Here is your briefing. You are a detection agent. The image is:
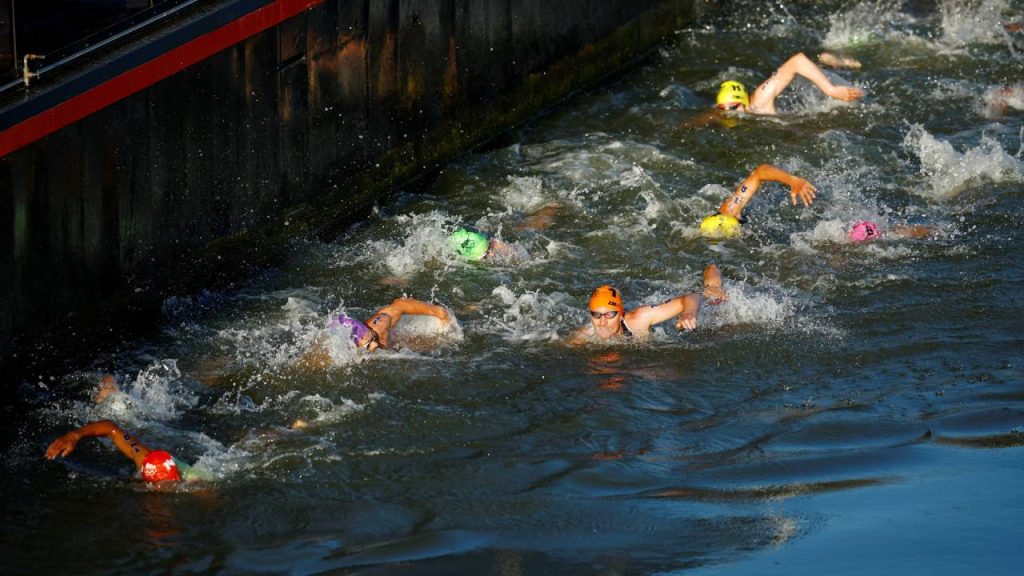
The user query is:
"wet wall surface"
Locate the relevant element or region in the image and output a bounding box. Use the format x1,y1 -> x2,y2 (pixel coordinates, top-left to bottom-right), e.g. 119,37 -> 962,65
0,0 -> 701,380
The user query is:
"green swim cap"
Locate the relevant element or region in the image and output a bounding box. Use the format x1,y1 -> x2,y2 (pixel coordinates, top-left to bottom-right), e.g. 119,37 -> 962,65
448,228 -> 489,261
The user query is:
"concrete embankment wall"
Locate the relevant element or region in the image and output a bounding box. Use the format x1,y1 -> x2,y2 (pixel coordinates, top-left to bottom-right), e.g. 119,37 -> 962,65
0,0 -> 703,378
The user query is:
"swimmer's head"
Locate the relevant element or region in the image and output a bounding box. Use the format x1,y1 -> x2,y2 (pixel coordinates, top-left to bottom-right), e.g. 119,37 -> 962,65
140,450 -> 181,483
448,228 -> 490,261
588,285 -> 625,339
716,81 -> 749,110
848,221 -> 880,242
700,214 -> 741,239
329,314 -> 374,348
589,285 -> 624,315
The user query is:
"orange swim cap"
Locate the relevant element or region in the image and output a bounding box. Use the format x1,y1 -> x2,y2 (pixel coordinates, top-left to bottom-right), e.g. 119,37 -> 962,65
140,450 -> 182,483
589,285 -> 624,313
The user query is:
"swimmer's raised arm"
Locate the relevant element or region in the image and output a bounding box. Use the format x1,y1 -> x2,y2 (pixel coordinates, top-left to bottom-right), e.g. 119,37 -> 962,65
748,52 -> 864,115
46,420 -> 152,469
718,165 -> 817,219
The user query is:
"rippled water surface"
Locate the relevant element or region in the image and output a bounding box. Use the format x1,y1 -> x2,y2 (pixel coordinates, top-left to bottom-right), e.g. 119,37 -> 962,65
3,1 -> 1024,574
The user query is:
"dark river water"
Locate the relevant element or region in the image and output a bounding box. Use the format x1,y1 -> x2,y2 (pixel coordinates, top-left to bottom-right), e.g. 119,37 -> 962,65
3,1 -> 1024,574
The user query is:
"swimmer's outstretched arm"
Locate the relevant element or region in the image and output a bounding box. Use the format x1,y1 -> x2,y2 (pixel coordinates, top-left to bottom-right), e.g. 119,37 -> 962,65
45,420 -> 152,470
749,52 -> 864,113
628,293 -> 702,333
717,165 -> 817,219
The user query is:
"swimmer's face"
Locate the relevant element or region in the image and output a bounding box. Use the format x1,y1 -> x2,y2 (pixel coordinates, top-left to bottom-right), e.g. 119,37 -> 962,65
356,330 -> 381,352
717,102 -> 745,112
589,307 -> 622,340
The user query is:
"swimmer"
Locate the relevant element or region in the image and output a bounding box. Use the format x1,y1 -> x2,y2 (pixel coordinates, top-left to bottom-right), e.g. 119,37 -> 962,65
715,52 -> 864,116
299,297 -> 452,368
700,164 -> 817,239
45,420 -> 198,483
567,264 -> 726,345
847,220 -> 933,242
983,84 -> 1024,119
448,228 -> 530,262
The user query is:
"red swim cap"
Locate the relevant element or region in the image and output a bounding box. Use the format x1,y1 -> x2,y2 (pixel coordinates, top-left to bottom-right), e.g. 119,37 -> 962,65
140,450 -> 181,482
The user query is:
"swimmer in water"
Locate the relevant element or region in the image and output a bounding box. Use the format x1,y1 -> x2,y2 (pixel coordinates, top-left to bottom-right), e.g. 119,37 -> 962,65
45,420 -> 197,483
448,228 -> 530,262
299,297 -> 452,368
567,264 -> 726,345
699,164 -> 817,239
847,220 -> 934,243
715,52 -> 865,116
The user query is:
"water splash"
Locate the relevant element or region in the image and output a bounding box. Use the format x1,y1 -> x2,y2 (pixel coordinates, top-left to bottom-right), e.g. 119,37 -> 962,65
903,124 -> 1023,200
822,0 -> 914,48
483,286 -> 576,342
939,0 -> 1016,48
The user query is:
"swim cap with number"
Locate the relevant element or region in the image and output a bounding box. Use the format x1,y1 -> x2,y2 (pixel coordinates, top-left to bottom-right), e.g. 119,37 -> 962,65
716,80 -> 749,108
589,285 -> 624,313
140,450 -> 182,483
848,221 -> 879,242
448,229 -> 490,261
700,214 -> 741,239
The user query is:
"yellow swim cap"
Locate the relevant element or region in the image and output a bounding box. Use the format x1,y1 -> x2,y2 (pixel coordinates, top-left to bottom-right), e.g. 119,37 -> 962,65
716,81 -> 749,108
700,214 -> 741,239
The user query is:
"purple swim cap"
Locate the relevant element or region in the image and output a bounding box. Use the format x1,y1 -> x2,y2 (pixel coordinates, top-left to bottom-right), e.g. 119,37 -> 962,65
327,314 -> 370,344
848,221 -> 879,242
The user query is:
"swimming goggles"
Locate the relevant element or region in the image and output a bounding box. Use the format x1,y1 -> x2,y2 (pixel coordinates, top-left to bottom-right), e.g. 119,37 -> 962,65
590,310 -> 620,319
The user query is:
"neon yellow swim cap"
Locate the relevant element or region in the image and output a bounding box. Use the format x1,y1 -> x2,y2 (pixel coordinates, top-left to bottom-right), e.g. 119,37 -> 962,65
716,81 -> 749,108
448,228 -> 489,261
700,214 -> 741,239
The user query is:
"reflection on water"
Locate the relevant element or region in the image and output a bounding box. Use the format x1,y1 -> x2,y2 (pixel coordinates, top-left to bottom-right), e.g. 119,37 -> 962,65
3,0 -> 1024,574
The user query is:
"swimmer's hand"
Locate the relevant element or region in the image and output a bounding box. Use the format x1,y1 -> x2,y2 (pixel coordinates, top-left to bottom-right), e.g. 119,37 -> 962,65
789,178 -> 817,207
825,84 -> 865,102
675,313 -> 697,332
45,432 -> 81,460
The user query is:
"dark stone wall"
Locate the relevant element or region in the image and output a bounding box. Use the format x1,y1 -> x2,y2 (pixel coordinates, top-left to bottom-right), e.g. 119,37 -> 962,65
0,1 -> 12,81
0,0 -> 702,377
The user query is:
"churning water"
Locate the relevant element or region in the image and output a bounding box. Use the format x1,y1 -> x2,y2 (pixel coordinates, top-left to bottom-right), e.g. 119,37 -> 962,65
2,1 -> 1023,574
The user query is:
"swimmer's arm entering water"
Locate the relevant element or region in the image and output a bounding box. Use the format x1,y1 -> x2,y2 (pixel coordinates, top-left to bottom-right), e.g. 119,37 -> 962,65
718,165 -> 817,220
45,420 -> 152,470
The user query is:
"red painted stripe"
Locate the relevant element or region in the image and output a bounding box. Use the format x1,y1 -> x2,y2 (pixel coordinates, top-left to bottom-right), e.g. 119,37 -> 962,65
0,0 -> 324,158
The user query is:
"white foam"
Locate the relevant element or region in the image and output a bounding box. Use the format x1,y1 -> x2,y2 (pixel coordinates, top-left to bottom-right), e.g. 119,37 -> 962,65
939,0 -> 1015,48
483,286 -> 575,342
498,175 -> 548,212
903,124 -> 1023,200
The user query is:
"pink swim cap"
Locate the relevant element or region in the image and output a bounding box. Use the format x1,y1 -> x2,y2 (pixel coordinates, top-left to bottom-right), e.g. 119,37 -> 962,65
848,221 -> 879,242
140,450 -> 181,483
